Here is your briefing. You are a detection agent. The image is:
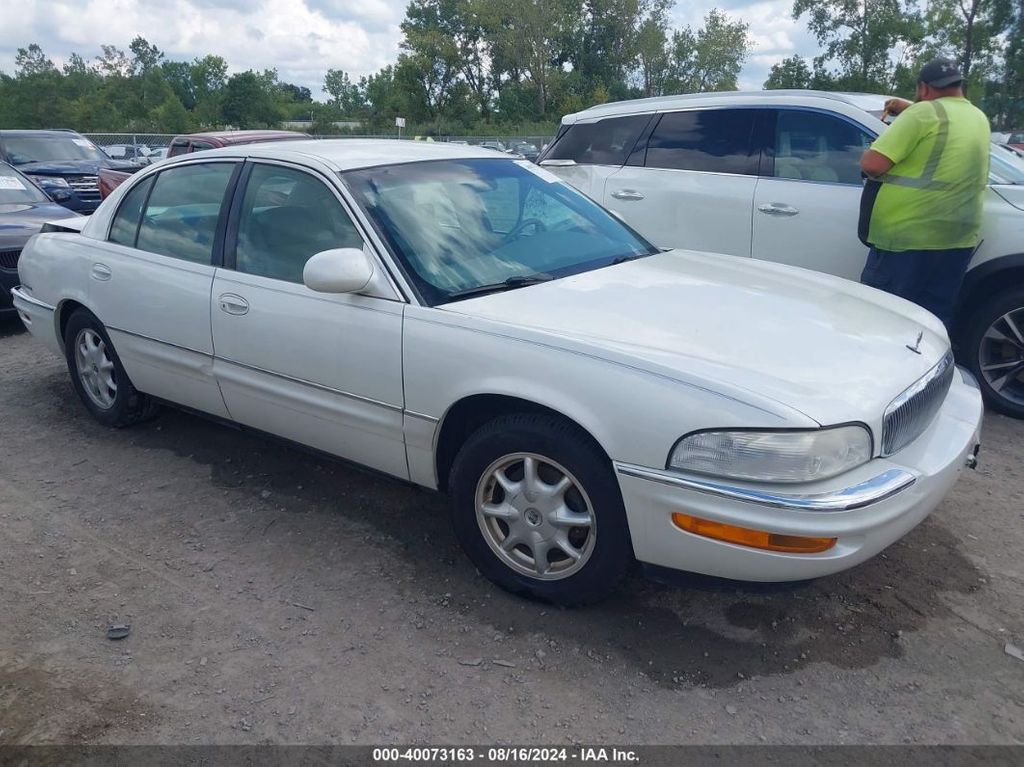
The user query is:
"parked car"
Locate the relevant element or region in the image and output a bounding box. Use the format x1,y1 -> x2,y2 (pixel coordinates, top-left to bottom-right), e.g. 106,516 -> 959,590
104,144 -> 157,165
0,129 -> 140,214
98,130 -> 309,198
479,140 -> 508,152
0,162 -> 80,316
540,90 -> 1024,418
1009,132 -> 1024,151
511,141 -> 540,161
12,140 -> 982,604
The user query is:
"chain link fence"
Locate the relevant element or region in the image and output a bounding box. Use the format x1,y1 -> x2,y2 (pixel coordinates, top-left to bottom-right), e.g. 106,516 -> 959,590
84,133 -> 553,159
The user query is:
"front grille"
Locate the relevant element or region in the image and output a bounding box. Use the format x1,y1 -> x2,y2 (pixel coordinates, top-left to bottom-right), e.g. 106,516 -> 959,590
67,175 -> 100,200
0,248 -> 21,270
881,349 -> 955,456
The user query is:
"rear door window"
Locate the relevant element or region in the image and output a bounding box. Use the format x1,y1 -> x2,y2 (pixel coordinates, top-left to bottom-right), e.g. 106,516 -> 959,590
108,175 -> 155,246
136,163 -> 235,264
544,115 -> 650,166
772,110 -> 872,185
645,109 -> 759,175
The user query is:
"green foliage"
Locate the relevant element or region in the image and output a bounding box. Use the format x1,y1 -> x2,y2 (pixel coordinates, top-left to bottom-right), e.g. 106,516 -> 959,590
764,56 -> 813,89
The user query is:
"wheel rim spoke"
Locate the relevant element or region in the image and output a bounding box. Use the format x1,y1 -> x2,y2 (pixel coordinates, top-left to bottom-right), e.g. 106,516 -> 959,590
990,362 -> 1024,392
553,531 -> 584,562
531,538 -> 551,575
550,504 -> 592,529
1004,312 -> 1024,347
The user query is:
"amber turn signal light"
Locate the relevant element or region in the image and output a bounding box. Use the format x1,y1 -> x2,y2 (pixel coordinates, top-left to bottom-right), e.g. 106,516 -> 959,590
671,513 -> 837,554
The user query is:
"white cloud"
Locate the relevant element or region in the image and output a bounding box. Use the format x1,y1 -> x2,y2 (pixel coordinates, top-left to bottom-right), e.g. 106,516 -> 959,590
0,0 -> 821,97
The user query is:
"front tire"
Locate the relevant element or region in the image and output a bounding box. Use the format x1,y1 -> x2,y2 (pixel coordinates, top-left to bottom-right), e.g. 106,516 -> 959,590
449,414 -> 633,606
963,287 -> 1024,418
64,309 -> 159,427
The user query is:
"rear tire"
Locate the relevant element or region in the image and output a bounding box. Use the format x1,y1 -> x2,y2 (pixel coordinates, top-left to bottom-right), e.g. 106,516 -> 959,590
64,308 -> 159,427
449,413 -> 633,606
963,287 -> 1024,419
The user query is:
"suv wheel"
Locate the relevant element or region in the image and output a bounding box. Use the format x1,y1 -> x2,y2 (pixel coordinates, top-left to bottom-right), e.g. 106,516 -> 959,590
964,287 -> 1024,418
448,414 -> 633,606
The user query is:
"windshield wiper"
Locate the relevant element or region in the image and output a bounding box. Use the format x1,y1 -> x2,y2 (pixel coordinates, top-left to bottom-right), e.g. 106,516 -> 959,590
446,274 -> 553,300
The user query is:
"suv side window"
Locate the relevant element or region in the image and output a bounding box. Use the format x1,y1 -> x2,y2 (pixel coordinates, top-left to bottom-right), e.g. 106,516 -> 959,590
168,138 -> 191,157
773,110 -> 873,185
136,163 -> 235,264
233,164 -> 364,284
646,109 -> 758,174
545,115 -> 650,166
108,175 -> 154,247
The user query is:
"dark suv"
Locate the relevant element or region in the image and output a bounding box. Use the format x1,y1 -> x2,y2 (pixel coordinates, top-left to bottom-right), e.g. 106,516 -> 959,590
0,130 -> 139,214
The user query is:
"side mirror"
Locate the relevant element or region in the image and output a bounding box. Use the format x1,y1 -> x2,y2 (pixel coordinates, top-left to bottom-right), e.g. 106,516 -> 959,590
303,248 -> 374,294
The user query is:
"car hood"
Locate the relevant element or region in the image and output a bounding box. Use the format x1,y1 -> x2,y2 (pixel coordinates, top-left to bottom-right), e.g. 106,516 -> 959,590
14,159 -> 138,176
442,250 -> 950,428
0,201 -> 78,249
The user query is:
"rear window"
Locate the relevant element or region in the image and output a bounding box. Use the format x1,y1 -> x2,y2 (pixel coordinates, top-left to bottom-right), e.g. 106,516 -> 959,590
645,109 -> 758,175
545,115 -> 650,166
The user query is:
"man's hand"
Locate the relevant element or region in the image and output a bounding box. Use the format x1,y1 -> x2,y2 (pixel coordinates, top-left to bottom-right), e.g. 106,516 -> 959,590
882,97 -> 913,121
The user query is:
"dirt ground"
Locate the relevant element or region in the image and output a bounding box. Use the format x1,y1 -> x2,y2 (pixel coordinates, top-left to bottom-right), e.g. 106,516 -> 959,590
1,312 -> 1023,747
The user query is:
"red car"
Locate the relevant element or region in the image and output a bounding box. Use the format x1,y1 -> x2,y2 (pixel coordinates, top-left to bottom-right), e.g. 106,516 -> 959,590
98,130 -> 309,198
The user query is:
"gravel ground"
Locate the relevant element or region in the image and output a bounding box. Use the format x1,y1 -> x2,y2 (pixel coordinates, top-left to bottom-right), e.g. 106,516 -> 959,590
1,313 -> 1023,746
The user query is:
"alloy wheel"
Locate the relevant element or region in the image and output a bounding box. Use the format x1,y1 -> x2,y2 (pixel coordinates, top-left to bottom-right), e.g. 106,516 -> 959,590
475,452 -> 596,581
75,328 -> 117,410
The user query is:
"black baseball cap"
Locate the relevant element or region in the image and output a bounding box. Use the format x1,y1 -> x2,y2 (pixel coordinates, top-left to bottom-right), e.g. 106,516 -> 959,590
918,58 -> 963,88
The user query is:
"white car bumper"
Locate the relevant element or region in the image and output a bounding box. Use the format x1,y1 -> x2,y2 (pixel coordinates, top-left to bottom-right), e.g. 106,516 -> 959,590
11,286 -> 62,357
615,368 -> 983,582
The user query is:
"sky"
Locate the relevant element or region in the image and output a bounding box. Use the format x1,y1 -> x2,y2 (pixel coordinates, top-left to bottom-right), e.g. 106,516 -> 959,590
0,0 -> 820,98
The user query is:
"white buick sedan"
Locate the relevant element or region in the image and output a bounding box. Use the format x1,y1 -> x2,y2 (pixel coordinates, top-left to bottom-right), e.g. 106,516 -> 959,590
12,140 -> 982,605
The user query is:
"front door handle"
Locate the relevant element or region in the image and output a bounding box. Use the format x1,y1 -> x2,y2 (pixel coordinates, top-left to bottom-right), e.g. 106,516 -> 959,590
758,203 -> 800,217
611,189 -> 645,201
90,263 -> 112,281
218,293 -> 249,316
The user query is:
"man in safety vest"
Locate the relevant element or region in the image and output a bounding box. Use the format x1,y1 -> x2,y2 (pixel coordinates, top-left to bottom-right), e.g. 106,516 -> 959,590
858,57 -> 991,328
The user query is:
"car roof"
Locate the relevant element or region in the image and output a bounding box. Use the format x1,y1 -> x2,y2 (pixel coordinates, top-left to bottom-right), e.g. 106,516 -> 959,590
562,90 -> 890,123
188,138 -> 509,171
180,130 -> 310,145
0,129 -> 86,137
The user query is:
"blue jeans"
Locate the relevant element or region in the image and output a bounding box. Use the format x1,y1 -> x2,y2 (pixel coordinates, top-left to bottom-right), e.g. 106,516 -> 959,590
860,246 -> 974,328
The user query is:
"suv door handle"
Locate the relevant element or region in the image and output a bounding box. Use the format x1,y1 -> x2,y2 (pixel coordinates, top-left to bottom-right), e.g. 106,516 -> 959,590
90,263 -> 112,281
611,189 -> 645,201
758,203 -> 799,216
218,293 -> 249,316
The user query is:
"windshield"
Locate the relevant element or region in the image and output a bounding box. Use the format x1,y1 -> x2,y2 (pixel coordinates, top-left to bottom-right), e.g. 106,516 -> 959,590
343,158 -> 656,305
2,134 -> 109,165
0,163 -> 49,203
990,146 -> 1024,185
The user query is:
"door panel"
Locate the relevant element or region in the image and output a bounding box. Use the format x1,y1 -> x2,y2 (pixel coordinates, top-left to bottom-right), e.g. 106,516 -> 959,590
751,178 -> 868,280
602,166 -> 757,256
87,161 -> 237,417
751,109 -> 874,280
211,161 -> 407,478
90,243 -> 228,417
211,270 -> 407,477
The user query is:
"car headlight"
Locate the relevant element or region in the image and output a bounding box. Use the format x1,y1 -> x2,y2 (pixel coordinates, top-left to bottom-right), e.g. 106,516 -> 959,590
668,426 -> 873,483
31,176 -> 70,188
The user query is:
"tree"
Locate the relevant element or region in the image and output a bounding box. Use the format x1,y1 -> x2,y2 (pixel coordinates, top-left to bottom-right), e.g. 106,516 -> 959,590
634,5 -> 673,96
668,9 -> 751,93
793,0 -> 924,92
15,44 -> 55,77
764,55 -> 813,89
479,0 -> 575,116
94,45 -> 131,78
324,69 -> 366,116
221,71 -> 282,128
924,0 -> 1012,89
129,37 -> 163,75
279,82 -> 312,103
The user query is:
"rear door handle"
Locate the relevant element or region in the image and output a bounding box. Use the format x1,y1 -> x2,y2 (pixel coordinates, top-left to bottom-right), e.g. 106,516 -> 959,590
218,293 -> 249,316
758,203 -> 800,216
90,263 -> 112,281
611,189 -> 645,201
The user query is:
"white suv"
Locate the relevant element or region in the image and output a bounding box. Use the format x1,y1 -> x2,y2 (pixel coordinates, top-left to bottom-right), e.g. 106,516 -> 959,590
540,90 -> 1024,418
